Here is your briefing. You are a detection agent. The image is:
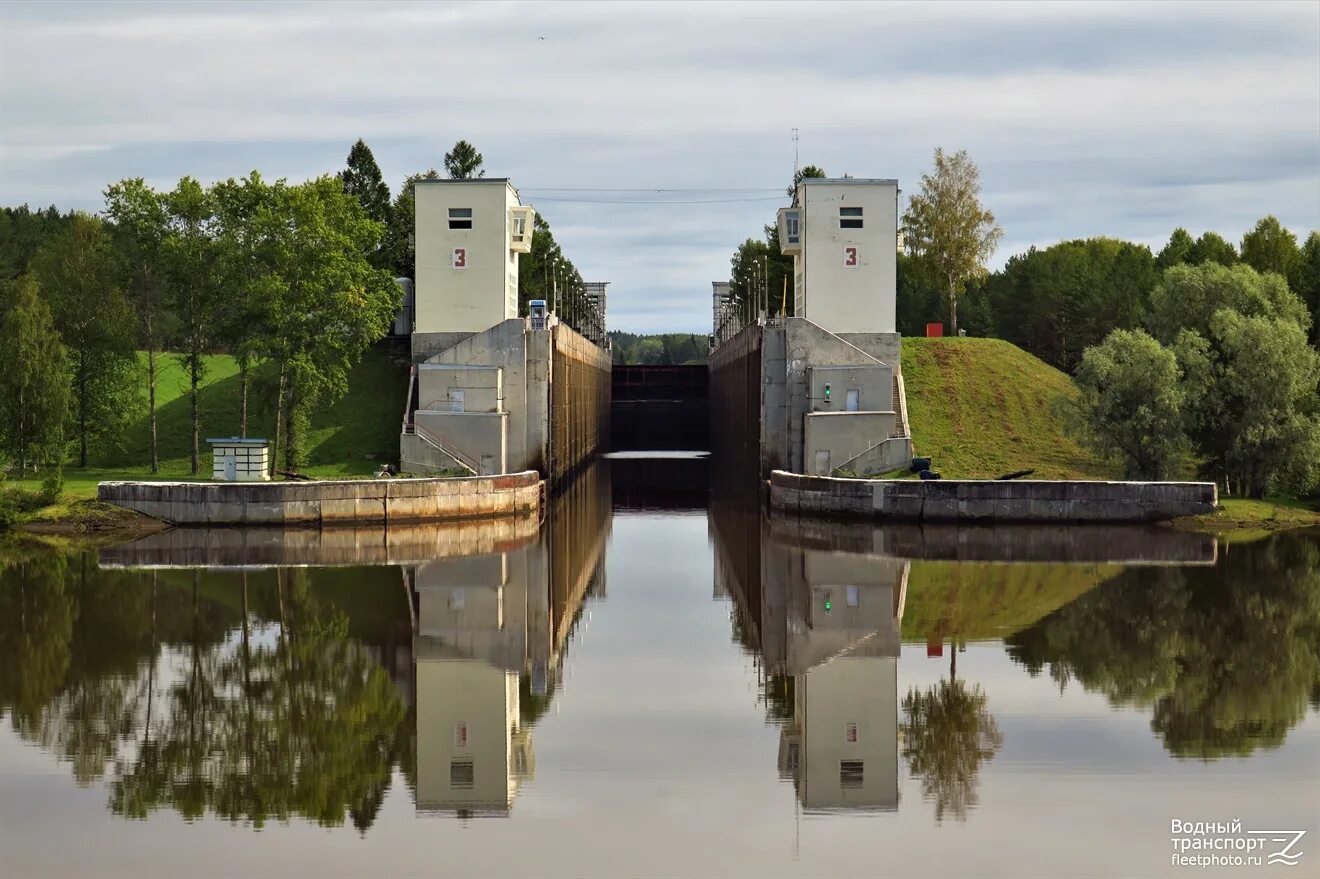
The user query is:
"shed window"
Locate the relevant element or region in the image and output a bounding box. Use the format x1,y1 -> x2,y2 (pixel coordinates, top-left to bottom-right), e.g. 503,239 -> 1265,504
839,207 -> 864,229
449,208 -> 473,230
840,760 -> 864,788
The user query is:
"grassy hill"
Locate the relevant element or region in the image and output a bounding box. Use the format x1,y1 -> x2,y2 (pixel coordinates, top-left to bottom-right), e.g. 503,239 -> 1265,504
902,561 -> 1122,642
902,337 -> 1117,480
18,340 -> 410,500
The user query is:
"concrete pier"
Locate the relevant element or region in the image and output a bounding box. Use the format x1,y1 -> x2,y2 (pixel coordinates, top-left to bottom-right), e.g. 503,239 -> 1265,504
769,471 -> 1218,523
98,471 -> 542,527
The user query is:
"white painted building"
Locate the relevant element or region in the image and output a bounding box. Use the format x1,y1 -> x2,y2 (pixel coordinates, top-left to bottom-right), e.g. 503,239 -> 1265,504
414,179 -> 535,345
778,178 -> 900,334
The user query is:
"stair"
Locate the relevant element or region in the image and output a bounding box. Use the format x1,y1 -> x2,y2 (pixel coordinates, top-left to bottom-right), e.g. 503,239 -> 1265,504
403,423 -> 479,475
889,373 -> 909,439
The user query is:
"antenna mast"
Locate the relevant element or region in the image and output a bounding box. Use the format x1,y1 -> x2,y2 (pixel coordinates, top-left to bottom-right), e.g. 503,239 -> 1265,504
792,127 -> 799,179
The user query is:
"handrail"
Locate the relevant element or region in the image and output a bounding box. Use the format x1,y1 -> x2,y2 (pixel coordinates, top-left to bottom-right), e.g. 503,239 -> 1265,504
407,422 -> 479,475
402,364 -> 417,430
894,370 -> 910,438
835,435 -> 912,476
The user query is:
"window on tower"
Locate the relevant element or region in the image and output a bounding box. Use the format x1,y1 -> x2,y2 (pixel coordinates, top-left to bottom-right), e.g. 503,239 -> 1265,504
449,208 -> 473,230
839,206 -> 864,229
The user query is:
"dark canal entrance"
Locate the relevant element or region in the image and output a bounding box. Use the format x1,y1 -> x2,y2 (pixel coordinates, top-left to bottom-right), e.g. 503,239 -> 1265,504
609,364 -> 708,451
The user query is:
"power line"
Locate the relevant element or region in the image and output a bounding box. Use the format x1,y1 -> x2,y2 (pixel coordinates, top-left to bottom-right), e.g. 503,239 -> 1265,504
529,195 -> 787,205
520,187 -> 784,193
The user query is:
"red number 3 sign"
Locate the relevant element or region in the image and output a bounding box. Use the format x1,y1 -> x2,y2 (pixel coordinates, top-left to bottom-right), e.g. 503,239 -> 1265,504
452,247 -> 467,269
843,246 -> 859,267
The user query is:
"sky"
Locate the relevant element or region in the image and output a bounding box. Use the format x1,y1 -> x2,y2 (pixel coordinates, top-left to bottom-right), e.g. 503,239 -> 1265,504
2,0 -> 1318,333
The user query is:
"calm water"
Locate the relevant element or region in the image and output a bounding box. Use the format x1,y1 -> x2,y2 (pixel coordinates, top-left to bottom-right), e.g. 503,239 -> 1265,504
2,455 -> 1318,878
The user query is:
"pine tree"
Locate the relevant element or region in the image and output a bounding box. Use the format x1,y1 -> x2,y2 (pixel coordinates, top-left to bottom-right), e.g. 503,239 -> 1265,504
443,140 -> 485,179
339,139 -> 391,227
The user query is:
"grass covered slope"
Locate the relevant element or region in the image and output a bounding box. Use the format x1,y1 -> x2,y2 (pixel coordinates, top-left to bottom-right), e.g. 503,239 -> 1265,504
901,337 -> 1118,480
17,340 -> 410,501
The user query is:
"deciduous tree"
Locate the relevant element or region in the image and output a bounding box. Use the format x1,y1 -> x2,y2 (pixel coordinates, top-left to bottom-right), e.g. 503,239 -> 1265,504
104,179 -> 171,472
0,276 -> 70,473
260,177 -> 399,470
1071,329 -> 1187,480
1240,215 -> 1300,279
30,213 -> 138,467
1292,231 -> 1320,347
163,178 -> 220,475
1155,227 -> 1194,271
902,148 -> 1003,336
1187,231 -> 1237,267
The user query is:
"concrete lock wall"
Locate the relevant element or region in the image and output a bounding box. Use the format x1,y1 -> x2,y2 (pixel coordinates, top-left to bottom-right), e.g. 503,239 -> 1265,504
406,317 -> 609,485
548,324 -> 611,484
804,411 -> 897,475
709,317 -> 910,480
98,471 -> 542,526
769,471 -> 1218,522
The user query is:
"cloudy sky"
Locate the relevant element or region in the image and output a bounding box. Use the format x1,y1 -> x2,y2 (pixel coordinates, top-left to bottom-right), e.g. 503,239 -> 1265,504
2,0 -> 1317,332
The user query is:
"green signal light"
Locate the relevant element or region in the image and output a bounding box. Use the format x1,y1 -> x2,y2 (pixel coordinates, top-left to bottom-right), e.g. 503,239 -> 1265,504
824,598 -> 832,612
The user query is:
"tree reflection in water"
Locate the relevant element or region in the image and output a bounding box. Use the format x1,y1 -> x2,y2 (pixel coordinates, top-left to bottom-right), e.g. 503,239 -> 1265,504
1007,532 -> 1320,758
900,648 -> 1003,822
0,553 -> 410,830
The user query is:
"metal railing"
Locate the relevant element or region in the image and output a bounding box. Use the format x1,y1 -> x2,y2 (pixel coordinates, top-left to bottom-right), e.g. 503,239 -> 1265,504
404,422 -> 479,475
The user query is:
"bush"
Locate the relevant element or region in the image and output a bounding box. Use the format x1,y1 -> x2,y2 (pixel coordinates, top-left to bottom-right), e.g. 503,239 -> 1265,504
39,470 -> 64,505
0,484 -> 49,529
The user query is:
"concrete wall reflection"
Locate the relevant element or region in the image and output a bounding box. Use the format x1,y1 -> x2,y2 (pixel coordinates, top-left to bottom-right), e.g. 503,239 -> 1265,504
413,462 -> 610,816
713,499 -> 905,812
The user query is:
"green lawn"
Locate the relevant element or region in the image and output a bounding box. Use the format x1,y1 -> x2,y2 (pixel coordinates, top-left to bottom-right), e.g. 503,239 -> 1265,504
1169,496 -> 1320,537
901,337 -> 1119,480
13,341 -> 410,502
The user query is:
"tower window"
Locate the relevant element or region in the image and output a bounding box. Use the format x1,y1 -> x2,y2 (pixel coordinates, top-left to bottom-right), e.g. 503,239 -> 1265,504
839,207 -> 864,229
449,208 -> 473,230
840,760 -> 864,788
450,760 -> 474,789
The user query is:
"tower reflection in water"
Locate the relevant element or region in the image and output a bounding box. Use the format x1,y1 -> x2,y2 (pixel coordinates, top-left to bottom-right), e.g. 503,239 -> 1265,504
413,461 -> 610,817
710,499 -> 906,813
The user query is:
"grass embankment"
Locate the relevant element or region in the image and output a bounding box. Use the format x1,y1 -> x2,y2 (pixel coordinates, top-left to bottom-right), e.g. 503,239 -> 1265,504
897,338 -> 1320,534
902,561 -> 1122,642
8,341 -> 409,530
900,337 -> 1117,480
1167,496 -> 1320,539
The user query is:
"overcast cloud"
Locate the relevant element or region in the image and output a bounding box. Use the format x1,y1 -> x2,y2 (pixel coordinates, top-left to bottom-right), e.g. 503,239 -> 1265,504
2,0 -> 1317,332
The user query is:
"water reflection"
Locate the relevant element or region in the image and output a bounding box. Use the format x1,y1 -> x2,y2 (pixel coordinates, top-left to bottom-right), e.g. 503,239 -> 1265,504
414,463 -> 610,816
2,455 -> 1318,862
712,500 -> 905,812
0,462 -> 611,830
710,503 -> 1319,821
1006,534 -> 1320,759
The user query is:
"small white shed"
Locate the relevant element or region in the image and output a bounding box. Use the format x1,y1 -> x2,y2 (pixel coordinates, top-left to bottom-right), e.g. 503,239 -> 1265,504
208,437 -> 270,482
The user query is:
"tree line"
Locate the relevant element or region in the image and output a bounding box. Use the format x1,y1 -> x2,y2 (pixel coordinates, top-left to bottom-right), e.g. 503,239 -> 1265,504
0,137 -> 595,480
721,147 -> 1319,497
609,332 -> 707,365
0,173 -> 398,477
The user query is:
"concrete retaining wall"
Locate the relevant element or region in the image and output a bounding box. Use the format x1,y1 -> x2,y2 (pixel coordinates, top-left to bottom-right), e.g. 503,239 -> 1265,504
98,471 -> 542,527
769,471 -> 1217,523
548,323 -> 611,484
